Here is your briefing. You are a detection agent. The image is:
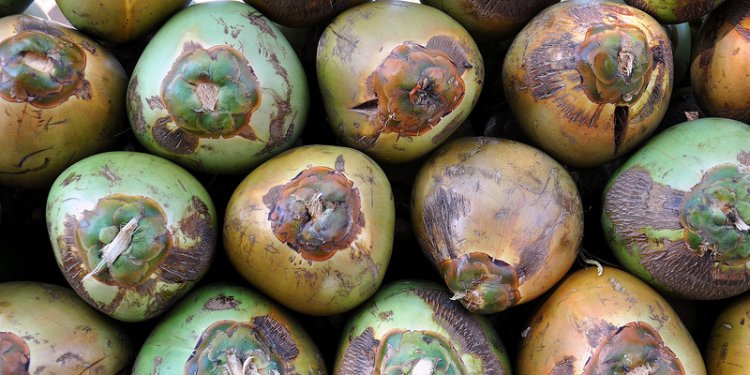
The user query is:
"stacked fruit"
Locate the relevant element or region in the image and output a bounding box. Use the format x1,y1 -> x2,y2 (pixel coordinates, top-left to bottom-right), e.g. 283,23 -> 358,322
1,0 -> 749,373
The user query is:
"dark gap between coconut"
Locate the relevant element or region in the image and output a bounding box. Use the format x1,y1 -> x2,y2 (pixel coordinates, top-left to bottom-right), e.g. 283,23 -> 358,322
614,106 -> 629,153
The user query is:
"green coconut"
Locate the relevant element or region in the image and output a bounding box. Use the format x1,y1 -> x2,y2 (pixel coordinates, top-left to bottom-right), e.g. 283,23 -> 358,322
133,283 -> 326,374
127,1 -> 308,174
602,118 -> 750,300
517,266 -> 705,374
223,145 -> 394,316
624,0 -> 724,24
0,281 -> 132,374
0,15 -> 127,189
46,151 -> 217,322
333,279 -> 512,374
502,0 -> 674,168
55,0 -> 189,44
317,0 -> 484,163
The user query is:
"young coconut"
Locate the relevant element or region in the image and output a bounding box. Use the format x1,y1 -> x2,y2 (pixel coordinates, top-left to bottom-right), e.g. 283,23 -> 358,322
223,145 -> 394,316
624,0 -> 725,24
602,118 -> 750,300
517,266 -> 705,374
690,0 -> 750,124
243,0 -> 368,28
55,0 -> 189,44
411,137 -> 583,313
706,293 -> 750,374
316,0 -> 484,163
420,0 -> 558,43
46,151 -> 217,322
502,0 -> 673,168
127,1 -> 308,174
0,15 -> 127,189
133,283 -> 326,374
0,281 -> 132,374
333,280 -> 512,374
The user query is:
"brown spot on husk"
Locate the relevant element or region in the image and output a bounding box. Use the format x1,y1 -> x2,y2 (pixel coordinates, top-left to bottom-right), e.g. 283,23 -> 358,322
551,355 -> 575,375
61,172 -> 81,186
76,80 -> 92,101
99,165 -> 120,182
160,197 -> 215,284
252,315 -> 300,361
203,296 -> 239,311
259,49 -> 297,154
0,148 -> 52,176
583,318 -> 617,348
739,151 -> 750,166
0,332 -> 30,375
337,327 -> 379,374
425,35 -> 471,75
146,96 -> 165,110
378,311 -> 394,321
245,11 -> 277,38
56,352 -> 86,367
414,287 -> 507,374
605,167 -> 750,299
152,117 -> 200,155
420,187 -> 470,262
262,185 -> 283,209
16,16 -> 65,38
524,32 -> 578,101
515,167 -> 580,282
127,77 -> 147,136
261,88 -> 296,154
181,41 -> 202,55
152,356 -> 163,373
335,154 -> 346,173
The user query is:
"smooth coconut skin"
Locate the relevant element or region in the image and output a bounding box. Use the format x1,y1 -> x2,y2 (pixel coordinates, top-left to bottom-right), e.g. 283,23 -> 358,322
706,293 -> 750,374
317,0 -> 484,164
46,151 -> 217,322
0,15 -> 127,189
602,118 -> 750,300
133,283 -> 326,374
502,0 -> 673,168
243,0 -> 368,28
333,280 -> 512,374
691,0 -> 750,124
127,1 -> 309,174
55,0 -> 189,44
518,266 -> 706,374
411,137 -> 583,313
224,145 -> 394,316
0,282 -> 132,374
625,0 -> 724,24
420,0 -> 559,43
